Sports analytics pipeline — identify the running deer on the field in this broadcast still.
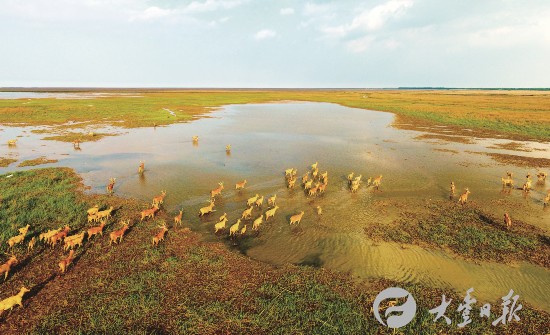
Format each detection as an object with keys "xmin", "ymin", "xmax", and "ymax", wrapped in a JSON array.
[
  {"xmin": 141, "ymin": 205, "xmax": 159, "ymax": 222},
  {"xmin": 152, "ymin": 191, "xmax": 167, "ymax": 207},
  {"xmin": 235, "ymin": 180, "xmax": 247, "ymax": 190},
  {"xmin": 255, "ymin": 195, "xmax": 264, "ymax": 207},
  {"xmin": 0, "ymin": 287, "xmax": 30, "ymax": 316},
  {"xmin": 247, "ymin": 194, "xmax": 259, "ymax": 207},
  {"xmin": 316, "ymin": 206, "xmax": 323, "ymax": 216},
  {"xmin": 289, "ymin": 211, "xmax": 304, "ymax": 225},
  {"xmin": 347, "ymin": 172, "xmax": 354, "ymax": 184},
  {"xmin": 287, "ymin": 177, "xmax": 297, "ymax": 189},
  {"xmin": 458, "ymin": 188, "xmax": 471, "ymax": 205},
  {"xmin": 304, "ymin": 180, "xmax": 313, "ymax": 190},
  {"xmin": 265, "ymin": 206, "xmax": 279, "ymax": 221},
  {"xmin": 302, "ymin": 173, "xmax": 310, "ymax": 185},
  {"xmin": 199, "ymin": 199, "xmax": 216, "ymax": 216},
  {"xmin": 152, "ymin": 225, "xmax": 168, "ymax": 247},
  {"xmin": 0, "ymin": 256, "xmax": 18, "ymax": 280},
  {"xmin": 229, "ymin": 219, "xmax": 241, "ymax": 236},
  {"xmin": 87, "ymin": 219, "xmax": 107, "ymax": 239},
  {"xmin": 372, "ymin": 175, "xmax": 383, "ymax": 190},
  {"xmin": 106, "ymin": 178, "xmax": 116, "ymax": 195},
  {"xmin": 138, "ymin": 161, "xmax": 145, "ymax": 175},
  {"xmin": 109, "ymin": 221, "xmax": 130, "ymax": 245},
  {"xmin": 241, "ymin": 206, "xmax": 253, "ymax": 220},
  {"xmin": 240, "ymin": 224, "xmax": 247, "ymax": 235},
  {"xmin": 214, "ymin": 217, "xmax": 228, "ymax": 233},
  {"xmin": 311, "ymin": 162, "xmax": 318, "ymax": 170},
  {"xmin": 58, "ymin": 250, "xmax": 75, "ymax": 273},
  {"xmin": 504, "ymin": 213, "xmax": 512, "ymax": 229},
  {"xmin": 174, "ymin": 209, "xmax": 183, "ymax": 226},
  {"xmin": 219, "ymin": 212, "xmax": 228, "ymax": 222},
  {"xmin": 544, "ymin": 192, "xmax": 550, "ymax": 208},
  {"xmin": 252, "ymin": 215, "xmax": 263, "ymax": 230},
  {"xmin": 64, "ymin": 232, "xmax": 86, "ymax": 251},
  {"xmin": 211, "ymin": 182, "xmax": 224, "ymax": 198}
]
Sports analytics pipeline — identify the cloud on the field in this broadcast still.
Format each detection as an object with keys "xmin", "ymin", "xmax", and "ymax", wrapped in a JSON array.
[
  {"xmin": 280, "ymin": 7, "xmax": 295, "ymax": 15},
  {"xmin": 254, "ymin": 29, "xmax": 277, "ymax": 40},
  {"xmin": 183, "ymin": 0, "xmax": 246, "ymax": 13},
  {"xmin": 130, "ymin": 6, "xmax": 175, "ymax": 21}
]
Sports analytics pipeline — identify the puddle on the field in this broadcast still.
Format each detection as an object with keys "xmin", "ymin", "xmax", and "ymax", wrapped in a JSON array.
[{"xmin": 1, "ymin": 102, "xmax": 549, "ymax": 311}]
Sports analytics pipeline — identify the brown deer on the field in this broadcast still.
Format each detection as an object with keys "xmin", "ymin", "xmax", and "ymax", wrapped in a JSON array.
[
  {"xmin": 240, "ymin": 224, "xmax": 247, "ymax": 235},
  {"xmin": 458, "ymin": 188, "xmax": 471, "ymax": 205},
  {"xmin": 0, "ymin": 287, "xmax": 30, "ymax": 316},
  {"xmin": 138, "ymin": 161, "xmax": 145, "ymax": 175},
  {"xmin": 87, "ymin": 205, "xmax": 99, "ymax": 216},
  {"xmin": 96, "ymin": 206, "xmax": 114, "ymax": 221},
  {"xmin": 63, "ymin": 232, "xmax": 86, "ymax": 251},
  {"xmin": 7, "ymin": 234, "xmax": 25, "ymax": 250},
  {"xmin": 199, "ymin": 199, "xmax": 216, "ymax": 216},
  {"xmin": 302, "ymin": 173, "xmax": 310, "ymax": 185},
  {"xmin": 192, "ymin": 135, "xmax": 199, "ymax": 143},
  {"xmin": 241, "ymin": 206, "xmax": 253, "ymax": 220},
  {"xmin": 311, "ymin": 161, "xmax": 318, "ymax": 170},
  {"xmin": 347, "ymin": 172, "xmax": 354, "ymax": 184},
  {"xmin": 152, "ymin": 191, "xmax": 167, "ymax": 207},
  {"xmin": 49, "ymin": 226, "xmax": 71, "ymax": 248},
  {"xmin": 110, "ymin": 221, "xmax": 130, "ymax": 245},
  {"xmin": 501, "ymin": 177, "xmax": 514, "ymax": 187},
  {"xmin": 544, "ymin": 192, "xmax": 550, "ymax": 208},
  {"xmin": 59, "ymin": 250, "xmax": 75, "ymax": 273},
  {"xmin": 372, "ymin": 175, "xmax": 383, "ymax": 190},
  {"xmin": 247, "ymin": 194, "xmax": 259, "ymax": 207},
  {"xmin": 214, "ymin": 217, "xmax": 228, "ymax": 234},
  {"xmin": 87, "ymin": 219, "xmax": 107, "ymax": 239},
  {"xmin": 537, "ymin": 171, "xmax": 547, "ymax": 183},
  {"xmin": 39, "ymin": 228, "xmax": 61, "ymax": 242},
  {"xmin": 73, "ymin": 139, "xmax": 81, "ymax": 149},
  {"xmin": 255, "ymin": 195, "xmax": 264, "ymax": 207},
  {"xmin": 106, "ymin": 178, "xmax": 116, "ymax": 195},
  {"xmin": 289, "ymin": 211, "xmax": 304, "ymax": 225},
  {"xmin": 268, "ymin": 194, "xmax": 277, "ymax": 207},
  {"xmin": 7, "ymin": 139, "xmax": 17, "ymax": 146},
  {"xmin": 316, "ymin": 206, "xmax": 323, "ymax": 215},
  {"xmin": 229, "ymin": 219, "xmax": 241, "ymax": 236},
  {"xmin": 226, "ymin": 144, "xmax": 231, "ymax": 153},
  {"xmin": 27, "ymin": 237, "xmax": 36, "ymax": 252},
  {"xmin": 211, "ymin": 182, "xmax": 224, "ymax": 198},
  {"xmin": 174, "ymin": 209, "xmax": 183, "ymax": 227},
  {"xmin": 152, "ymin": 225, "xmax": 168, "ymax": 247},
  {"xmin": 235, "ymin": 180, "xmax": 247, "ymax": 190},
  {"xmin": 140, "ymin": 205, "xmax": 159, "ymax": 222},
  {"xmin": 287, "ymin": 177, "xmax": 297, "ymax": 189},
  {"xmin": 0, "ymin": 256, "xmax": 18, "ymax": 280},
  {"xmin": 450, "ymin": 181, "xmax": 456, "ymax": 199},
  {"xmin": 252, "ymin": 215, "xmax": 263, "ymax": 230}
]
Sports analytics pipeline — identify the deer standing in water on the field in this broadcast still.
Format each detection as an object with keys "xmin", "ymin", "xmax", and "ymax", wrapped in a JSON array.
[
  {"xmin": 211, "ymin": 182, "xmax": 224, "ymax": 198},
  {"xmin": 106, "ymin": 178, "xmax": 116, "ymax": 195},
  {"xmin": 198, "ymin": 199, "xmax": 216, "ymax": 216},
  {"xmin": 7, "ymin": 139, "xmax": 17, "ymax": 146},
  {"xmin": 458, "ymin": 188, "xmax": 471, "ymax": 205},
  {"xmin": 235, "ymin": 180, "xmax": 247, "ymax": 190},
  {"xmin": 450, "ymin": 182, "xmax": 456, "ymax": 199},
  {"xmin": 138, "ymin": 161, "xmax": 145, "ymax": 175}
]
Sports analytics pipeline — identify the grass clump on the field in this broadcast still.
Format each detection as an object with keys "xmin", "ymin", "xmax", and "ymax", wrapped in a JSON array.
[
  {"xmin": 0, "ymin": 157, "xmax": 17, "ymax": 167},
  {"xmin": 17, "ymin": 157, "xmax": 58, "ymax": 167}
]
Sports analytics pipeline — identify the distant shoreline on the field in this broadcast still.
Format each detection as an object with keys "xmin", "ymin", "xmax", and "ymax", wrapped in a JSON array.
[{"xmin": 1, "ymin": 87, "xmax": 549, "ymax": 92}]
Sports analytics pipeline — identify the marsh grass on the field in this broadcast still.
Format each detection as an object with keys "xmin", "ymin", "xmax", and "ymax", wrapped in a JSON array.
[
  {"xmin": 17, "ymin": 157, "xmax": 58, "ymax": 167},
  {"xmin": 0, "ymin": 157, "xmax": 17, "ymax": 167}
]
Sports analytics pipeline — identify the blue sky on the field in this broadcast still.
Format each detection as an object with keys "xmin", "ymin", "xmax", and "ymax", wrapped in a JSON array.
[{"xmin": 1, "ymin": 0, "xmax": 549, "ymax": 88}]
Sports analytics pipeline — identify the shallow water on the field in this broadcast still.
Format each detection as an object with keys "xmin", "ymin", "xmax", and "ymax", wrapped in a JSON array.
[{"xmin": 1, "ymin": 102, "xmax": 549, "ymax": 311}]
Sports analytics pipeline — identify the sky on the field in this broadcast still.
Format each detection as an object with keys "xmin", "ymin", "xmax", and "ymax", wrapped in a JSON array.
[{"xmin": 0, "ymin": 0, "xmax": 549, "ymax": 88}]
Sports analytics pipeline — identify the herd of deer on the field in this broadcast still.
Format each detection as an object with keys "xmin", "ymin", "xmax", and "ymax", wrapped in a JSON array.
[{"xmin": 2, "ymin": 134, "xmax": 549, "ymax": 317}]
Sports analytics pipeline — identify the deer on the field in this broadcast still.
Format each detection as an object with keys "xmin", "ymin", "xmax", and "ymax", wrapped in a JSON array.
[
  {"xmin": 49, "ymin": 226, "xmax": 71, "ymax": 248},
  {"xmin": 450, "ymin": 182, "xmax": 456, "ymax": 199},
  {"xmin": 87, "ymin": 219, "xmax": 107, "ymax": 239},
  {"xmin": 226, "ymin": 144, "xmax": 231, "ymax": 153},
  {"xmin": 211, "ymin": 182, "xmax": 224, "ymax": 198},
  {"xmin": 458, "ymin": 188, "xmax": 471, "ymax": 205},
  {"xmin": 214, "ymin": 217, "xmax": 228, "ymax": 234},
  {"xmin": 219, "ymin": 212, "xmax": 228, "ymax": 222},
  {"xmin": 265, "ymin": 206, "xmax": 279, "ymax": 221},
  {"xmin": 64, "ymin": 232, "xmax": 86, "ymax": 251},
  {"xmin": 522, "ymin": 179, "xmax": 532, "ymax": 192},
  {"xmin": 372, "ymin": 175, "xmax": 383, "ymax": 190},
  {"xmin": 311, "ymin": 168, "xmax": 318, "ymax": 180},
  {"xmin": 87, "ymin": 213, "xmax": 98, "ymax": 224},
  {"xmin": 0, "ymin": 256, "xmax": 18, "ymax": 280},
  {"xmin": 252, "ymin": 215, "xmax": 263, "ymax": 230},
  {"xmin": 73, "ymin": 139, "xmax": 81, "ymax": 149},
  {"xmin": 537, "ymin": 171, "xmax": 547, "ymax": 183},
  {"xmin": 504, "ymin": 213, "xmax": 512, "ymax": 229},
  {"xmin": 255, "ymin": 195, "xmax": 264, "ymax": 207},
  {"xmin": 192, "ymin": 135, "xmax": 199, "ymax": 143},
  {"xmin": 320, "ymin": 171, "xmax": 328, "ymax": 183},
  {"xmin": 235, "ymin": 180, "xmax": 247, "ymax": 190},
  {"xmin": 288, "ymin": 177, "xmax": 297, "ymax": 189},
  {"xmin": 311, "ymin": 162, "xmax": 318, "ymax": 170},
  {"xmin": 240, "ymin": 224, "xmax": 247, "ymax": 235},
  {"xmin": 347, "ymin": 172, "xmax": 355, "ymax": 184},
  {"xmin": 27, "ymin": 237, "xmax": 36, "ymax": 252},
  {"xmin": 7, "ymin": 139, "xmax": 17, "ymax": 146},
  {"xmin": 0, "ymin": 287, "xmax": 30, "ymax": 316},
  {"xmin": 308, "ymin": 184, "xmax": 319, "ymax": 196},
  {"xmin": 318, "ymin": 182, "xmax": 327, "ymax": 194},
  {"xmin": 247, "ymin": 194, "xmax": 260, "ymax": 207},
  {"xmin": 304, "ymin": 180, "xmax": 313, "ymax": 190},
  {"xmin": 199, "ymin": 199, "xmax": 216, "ymax": 216},
  {"xmin": 106, "ymin": 178, "xmax": 116, "ymax": 195},
  {"xmin": 229, "ymin": 219, "xmax": 241, "ymax": 236},
  {"xmin": 152, "ymin": 225, "xmax": 168, "ymax": 247},
  {"xmin": 18, "ymin": 225, "xmax": 30, "ymax": 236},
  {"xmin": 152, "ymin": 191, "xmax": 167, "ymax": 207},
  {"xmin": 7, "ymin": 234, "xmax": 25, "ymax": 250},
  {"xmin": 506, "ymin": 171, "xmax": 513, "ymax": 179},
  {"xmin": 268, "ymin": 194, "xmax": 277, "ymax": 207},
  {"xmin": 284, "ymin": 168, "xmax": 295, "ymax": 177},
  {"xmin": 39, "ymin": 228, "xmax": 61, "ymax": 242},
  {"xmin": 138, "ymin": 161, "xmax": 145, "ymax": 175},
  {"xmin": 350, "ymin": 182, "xmax": 359, "ymax": 193},
  {"xmin": 316, "ymin": 206, "xmax": 323, "ymax": 216},
  {"xmin": 302, "ymin": 173, "xmax": 310, "ymax": 185},
  {"xmin": 87, "ymin": 205, "xmax": 99, "ymax": 216},
  {"xmin": 241, "ymin": 206, "xmax": 254, "ymax": 220},
  {"xmin": 501, "ymin": 177, "xmax": 514, "ymax": 187},
  {"xmin": 544, "ymin": 192, "xmax": 550, "ymax": 208},
  {"xmin": 109, "ymin": 221, "xmax": 130, "ymax": 245},
  {"xmin": 289, "ymin": 211, "xmax": 304, "ymax": 225},
  {"xmin": 141, "ymin": 205, "xmax": 159, "ymax": 222},
  {"xmin": 58, "ymin": 250, "xmax": 75, "ymax": 273},
  {"xmin": 96, "ymin": 206, "xmax": 114, "ymax": 221},
  {"xmin": 174, "ymin": 209, "xmax": 183, "ymax": 227}
]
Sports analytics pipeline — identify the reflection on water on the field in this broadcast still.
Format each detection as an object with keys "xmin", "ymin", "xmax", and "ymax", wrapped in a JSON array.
[{"xmin": 1, "ymin": 102, "xmax": 549, "ymax": 311}]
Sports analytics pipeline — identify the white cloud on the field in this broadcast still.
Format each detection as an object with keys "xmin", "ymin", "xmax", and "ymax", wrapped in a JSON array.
[
  {"xmin": 280, "ymin": 7, "xmax": 295, "ymax": 15},
  {"xmin": 130, "ymin": 6, "xmax": 174, "ymax": 21},
  {"xmin": 184, "ymin": 0, "xmax": 245, "ymax": 14},
  {"xmin": 346, "ymin": 36, "xmax": 375, "ymax": 53},
  {"xmin": 303, "ymin": 2, "xmax": 331, "ymax": 16},
  {"xmin": 254, "ymin": 29, "xmax": 277, "ymax": 40}
]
